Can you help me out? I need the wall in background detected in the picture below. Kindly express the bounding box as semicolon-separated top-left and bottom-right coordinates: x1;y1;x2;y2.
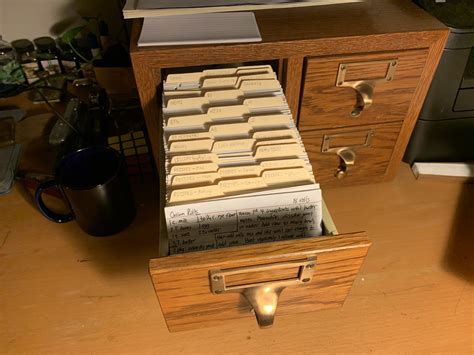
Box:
0;0;124;42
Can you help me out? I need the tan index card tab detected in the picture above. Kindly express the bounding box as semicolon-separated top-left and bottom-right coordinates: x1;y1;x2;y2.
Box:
239;79;281;92
235;73;276;86
260;159;307;170
165;97;208;111
166;72;202;84
208;106;250;121
218;165;263;178
164;90;201;98
203;68;238;76
202;77;239;89
262;167;313;186
244;96;287;109
235;65;272;75
167;132;213;143
170;162;218;175
169;185;224;203
255;138;300;147
208;123;252;137
170;153;217;165
254;143;304;160
218;177;267;194
247;114;294;128
202;73;276;89
212;138;255;153
166;114;209;128
171;173;220;188
169;139;214;154
252;129;297;140
204;89;242;102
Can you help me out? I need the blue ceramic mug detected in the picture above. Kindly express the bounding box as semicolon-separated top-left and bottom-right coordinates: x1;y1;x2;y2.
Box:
35;146;136;236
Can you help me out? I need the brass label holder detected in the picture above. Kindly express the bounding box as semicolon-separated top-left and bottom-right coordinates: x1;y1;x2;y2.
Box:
209;257;316;328
321;130;374;179
336;59;398;117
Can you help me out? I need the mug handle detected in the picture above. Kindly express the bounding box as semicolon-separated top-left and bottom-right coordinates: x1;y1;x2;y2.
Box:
35;180;74;223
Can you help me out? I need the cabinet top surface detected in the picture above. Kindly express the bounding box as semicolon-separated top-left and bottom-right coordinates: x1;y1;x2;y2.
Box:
130;0;446;53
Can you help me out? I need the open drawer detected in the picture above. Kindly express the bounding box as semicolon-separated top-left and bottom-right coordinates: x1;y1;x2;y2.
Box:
149;64;371;332
149;201;370;332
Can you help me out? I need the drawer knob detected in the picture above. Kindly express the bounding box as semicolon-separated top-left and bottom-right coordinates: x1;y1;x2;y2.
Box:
209;257;316;328
321;130;374;180
335;148;355;179
336;59;398;117
335;167;347;179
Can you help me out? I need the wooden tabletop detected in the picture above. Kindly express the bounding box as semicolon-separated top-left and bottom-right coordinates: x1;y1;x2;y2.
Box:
131;0;446;53
1;164;472;353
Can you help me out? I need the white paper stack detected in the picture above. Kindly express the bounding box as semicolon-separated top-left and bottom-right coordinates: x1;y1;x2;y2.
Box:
161;65;323;254
123;0;365;19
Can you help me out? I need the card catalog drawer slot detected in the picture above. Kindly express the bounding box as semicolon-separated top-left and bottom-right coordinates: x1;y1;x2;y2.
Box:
299;49;429;130
301;122;402;187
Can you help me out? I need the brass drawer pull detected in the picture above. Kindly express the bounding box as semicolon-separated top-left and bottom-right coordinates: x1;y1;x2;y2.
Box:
336;59;398;117
209;257;316;328
321;130;374;178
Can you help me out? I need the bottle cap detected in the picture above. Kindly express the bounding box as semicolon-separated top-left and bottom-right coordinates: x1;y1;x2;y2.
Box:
0;39;13;55
33;36;57;51
11;39;34;53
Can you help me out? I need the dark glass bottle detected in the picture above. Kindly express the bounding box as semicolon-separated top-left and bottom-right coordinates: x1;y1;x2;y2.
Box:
33;36;63;77
57;38;81;79
11;39;40;84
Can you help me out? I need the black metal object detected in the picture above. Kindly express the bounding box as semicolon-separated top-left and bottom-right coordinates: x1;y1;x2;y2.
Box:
404;1;474;163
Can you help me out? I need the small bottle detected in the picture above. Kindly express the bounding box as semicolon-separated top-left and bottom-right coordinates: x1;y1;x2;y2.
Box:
11;39;40;84
0;37;25;96
87;33;102;60
57;38;80;79
33;36;63;77
99;20;113;52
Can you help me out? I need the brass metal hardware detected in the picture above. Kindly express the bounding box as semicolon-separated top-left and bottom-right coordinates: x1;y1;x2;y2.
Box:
336;59;398;117
209;257;316;328
321;130;374;178
334;148;355;179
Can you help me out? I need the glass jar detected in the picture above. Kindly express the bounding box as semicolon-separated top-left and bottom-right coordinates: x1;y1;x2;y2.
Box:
0;38;25;96
57;38;81;79
11;39;40;84
33;36;63;77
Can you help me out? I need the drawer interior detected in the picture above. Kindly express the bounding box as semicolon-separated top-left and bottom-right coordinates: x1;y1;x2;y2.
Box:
156;61;342;257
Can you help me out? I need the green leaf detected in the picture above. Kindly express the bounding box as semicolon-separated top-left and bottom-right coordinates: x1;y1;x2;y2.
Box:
62;26;85;44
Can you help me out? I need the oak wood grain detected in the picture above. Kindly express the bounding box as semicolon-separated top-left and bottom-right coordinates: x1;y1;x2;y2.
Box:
299;49;429;131
149;232;370;332
283;57;304;123
130;1;448;176
301;122;402;188
384;31;449;180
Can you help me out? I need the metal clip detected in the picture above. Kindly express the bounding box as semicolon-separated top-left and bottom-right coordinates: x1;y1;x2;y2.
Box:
336;59;398;117
209;257;316;328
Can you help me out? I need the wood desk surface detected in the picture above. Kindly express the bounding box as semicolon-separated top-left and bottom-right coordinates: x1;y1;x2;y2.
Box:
1;164;472;353
130;0;446;54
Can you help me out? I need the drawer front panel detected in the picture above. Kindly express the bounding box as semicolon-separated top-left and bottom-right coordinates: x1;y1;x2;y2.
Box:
301;122;402;187
150;233;370;332
299;49;429;131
